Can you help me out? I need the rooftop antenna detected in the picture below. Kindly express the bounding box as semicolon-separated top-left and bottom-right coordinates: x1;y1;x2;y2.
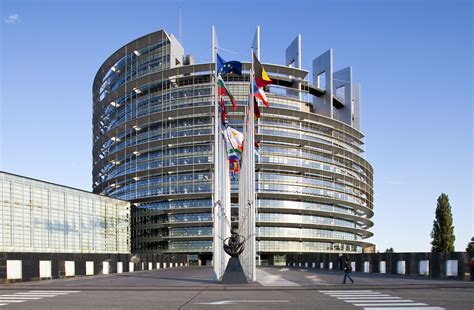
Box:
179;7;182;44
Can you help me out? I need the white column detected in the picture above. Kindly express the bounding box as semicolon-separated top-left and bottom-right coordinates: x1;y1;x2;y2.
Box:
211;25;221;281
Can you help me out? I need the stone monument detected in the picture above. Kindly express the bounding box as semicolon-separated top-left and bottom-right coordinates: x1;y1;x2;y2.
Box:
221;228;248;284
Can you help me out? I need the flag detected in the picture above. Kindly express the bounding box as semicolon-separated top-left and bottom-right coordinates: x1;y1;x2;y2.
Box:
220;101;228;126
224;126;244;152
228;152;240;163
218;75;237;110
217;53;242;76
229;161;239;172
253;52;272;88
253;79;269;107
253;97;261;119
229;161;239;180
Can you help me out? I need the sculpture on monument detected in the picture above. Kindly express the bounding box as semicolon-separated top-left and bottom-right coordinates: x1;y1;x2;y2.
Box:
221;228;248;284
223;228;245;257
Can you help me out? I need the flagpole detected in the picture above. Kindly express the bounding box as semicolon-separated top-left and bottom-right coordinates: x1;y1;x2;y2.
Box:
250;47;257;282
211;25;221;281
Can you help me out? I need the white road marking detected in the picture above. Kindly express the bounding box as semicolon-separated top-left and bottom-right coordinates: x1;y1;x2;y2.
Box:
29;291;79;294
24;292;67;294
345;299;414;303
30;290;80;293
354;303;428;306
320;290;375;293
0;296;42;299
326;292;380;294
337;297;401;300
196;300;289;305
335;294;393;298
320;290;445;310
363;307;445;310
13;294;57;297
0;290;80;307
16;292;59;295
0;295;41;300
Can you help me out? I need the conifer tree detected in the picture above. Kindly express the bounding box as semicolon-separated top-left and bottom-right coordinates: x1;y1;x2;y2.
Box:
430;193;455;252
466;238;474;253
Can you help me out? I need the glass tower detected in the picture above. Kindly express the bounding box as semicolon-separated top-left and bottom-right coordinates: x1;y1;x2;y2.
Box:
92;30;374;263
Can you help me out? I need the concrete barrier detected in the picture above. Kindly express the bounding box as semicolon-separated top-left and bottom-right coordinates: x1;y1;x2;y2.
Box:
285;252;471;280
364;261;370;273
39;260;52;278
419;260;429;276
103;262;110;275
65;261;75;277
7;260;22;280
86;261;94;275
446;260;458;276
397;260;406;274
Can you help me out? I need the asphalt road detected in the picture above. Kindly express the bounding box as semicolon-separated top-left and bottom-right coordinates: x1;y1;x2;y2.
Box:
0;267;472;309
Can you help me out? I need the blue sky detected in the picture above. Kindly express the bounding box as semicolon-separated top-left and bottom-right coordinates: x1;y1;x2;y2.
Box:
1;0;472;252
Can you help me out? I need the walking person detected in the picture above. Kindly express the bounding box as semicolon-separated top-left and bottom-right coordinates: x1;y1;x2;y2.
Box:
342;259;354;284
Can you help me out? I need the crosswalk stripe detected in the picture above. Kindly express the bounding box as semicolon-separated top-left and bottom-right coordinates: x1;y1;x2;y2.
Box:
337;297;401;300
13;294;57;297
326;292;380;296
27;292;71;294
324;293;378;295
323;291;376;295
336;295;400;300
25;293;70;295
17;293;60;295
321;290;445;310
354;303;428;307
334;295;392;298
29;291;79;293
363;307;445;310
320;290;374;292
344;299;414;303
0;295;43;299
0;297;41;300
0;291;80;308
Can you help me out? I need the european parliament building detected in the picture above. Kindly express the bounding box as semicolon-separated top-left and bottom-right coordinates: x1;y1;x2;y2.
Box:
92;29;374;265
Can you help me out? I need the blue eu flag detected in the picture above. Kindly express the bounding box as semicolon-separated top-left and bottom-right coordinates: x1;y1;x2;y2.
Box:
217;53;242;76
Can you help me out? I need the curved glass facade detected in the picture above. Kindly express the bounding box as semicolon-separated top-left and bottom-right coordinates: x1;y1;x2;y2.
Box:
93;30;374;259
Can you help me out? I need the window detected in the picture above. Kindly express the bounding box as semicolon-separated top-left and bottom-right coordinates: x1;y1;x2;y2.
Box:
317;72;326;90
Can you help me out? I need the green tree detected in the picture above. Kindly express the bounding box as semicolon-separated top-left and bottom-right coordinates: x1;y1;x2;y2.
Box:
430;193;455;252
466;237;474;252
385;247;394;253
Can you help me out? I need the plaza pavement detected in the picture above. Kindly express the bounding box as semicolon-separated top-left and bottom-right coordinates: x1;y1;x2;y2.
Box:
0;266;472;309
